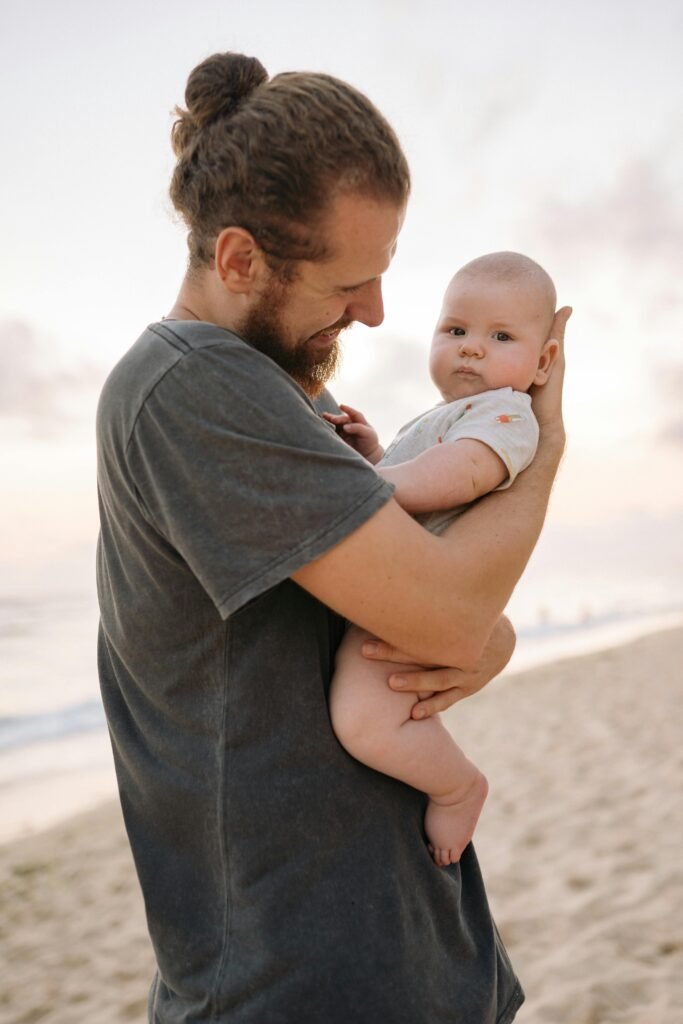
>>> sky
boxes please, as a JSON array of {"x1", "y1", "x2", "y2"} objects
[{"x1": 2, "y1": 0, "x2": 682, "y2": 619}]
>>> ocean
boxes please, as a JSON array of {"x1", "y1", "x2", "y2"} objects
[{"x1": 1, "y1": 580, "x2": 682, "y2": 845}]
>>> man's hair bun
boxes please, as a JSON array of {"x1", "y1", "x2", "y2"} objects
[
  {"x1": 170, "y1": 51, "x2": 410, "y2": 273},
  {"x1": 172, "y1": 52, "x2": 268, "y2": 155}
]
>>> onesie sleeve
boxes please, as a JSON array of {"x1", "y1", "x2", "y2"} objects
[{"x1": 441, "y1": 388, "x2": 539, "y2": 490}]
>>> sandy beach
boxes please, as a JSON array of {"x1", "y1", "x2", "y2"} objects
[{"x1": 1, "y1": 625, "x2": 681, "y2": 1024}]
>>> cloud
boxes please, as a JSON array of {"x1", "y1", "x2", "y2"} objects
[
  {"x1": 0, "y1": 321, "x2": 104, "y2": 436},
  {"x1": 533, "y1": 157, "x2": 683, "y2": 292},
  {"x1": 660, "y1": 419, "x2": 683, "y2": 448},
  {"x1": 653, "y1": 364, "x2": 683, "y2": 448},
  {"x1": 656, "y1": 364, "x2": 683, "y2": 403}
]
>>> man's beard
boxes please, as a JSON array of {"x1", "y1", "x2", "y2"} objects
[{"x1": 238, "y1": 280, "x2": 344, "y2": 398}]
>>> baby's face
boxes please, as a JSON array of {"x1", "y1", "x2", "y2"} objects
[{"x1": 430, "y1": 273, "x2": 554, "y2": 401}]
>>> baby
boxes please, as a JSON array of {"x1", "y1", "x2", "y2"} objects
[{"x1": 326, "y1": 251, "x2": 559, "y2": 866}]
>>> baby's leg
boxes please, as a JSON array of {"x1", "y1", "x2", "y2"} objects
[{"x1": 330, "y1": 625, "x2": 488, "y2": 866}]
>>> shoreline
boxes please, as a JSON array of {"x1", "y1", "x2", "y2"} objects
[
  {"x1": 2, "y1": 618, "x2": 679, "y2": 1019},
  {"x1": 3, "y1": 609, "x2": 682, "y2": 849},
  {"x1": 1, "y1": 624, "x2": 682, "y2": 1022}
]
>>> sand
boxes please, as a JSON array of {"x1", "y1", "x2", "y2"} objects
[{"x1": 1, "y1": 626, "x2": 681, "y2": 1023}]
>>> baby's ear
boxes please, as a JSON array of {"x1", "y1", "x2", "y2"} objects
[{"x1": 533, "y1": 338, "x2": 559, "y2": 386}]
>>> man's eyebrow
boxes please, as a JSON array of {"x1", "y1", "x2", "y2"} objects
[
  {"x1": 338, "y1": 242, "x2": 398, "y2": 292},
  {"x1": 339, "y1": 275, "x2": 380, "y2": 292}
]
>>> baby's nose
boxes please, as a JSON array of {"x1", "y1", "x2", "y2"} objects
[{"x1": 459, "y1": 338, "x2": 484, "y2": 357}]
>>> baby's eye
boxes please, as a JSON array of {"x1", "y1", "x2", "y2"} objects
[
  {"x1": 448, "y1": 327, "x2": 466, "y2": 336},
  {"x1": 493, "y1": 331, "x2": 512, "y2": 342}
]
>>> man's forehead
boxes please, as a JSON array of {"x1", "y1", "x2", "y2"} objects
[
  {"x1": 279, "y1": 193, "x2": 403, "y2": 296},
  {"x1": 320, "y1": 193, "x2": 403, "y2": 255},
  {"x1": 333, "y1": 240, "x2": 399, "y2": 290}
]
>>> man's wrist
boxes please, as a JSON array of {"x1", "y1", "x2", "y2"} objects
[{"x1": 537, "y1": 421, "x2": 566, "y2": 464}]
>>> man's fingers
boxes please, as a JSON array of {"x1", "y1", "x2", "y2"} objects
[
  {"x1": 361, "y1": 639, "x2": 423, "y2": 663},
  {"x1": 410, "y1": 689, "x2": 462, "y2": 719},
  {"x1": 388, "y1": 667, "x2": 463, "y2": 693},
  {"x1": 549, "y1": 305, "x2": 572, "y2": 346}
]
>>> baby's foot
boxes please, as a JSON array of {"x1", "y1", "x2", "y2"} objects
[{"x1": 425, "y1": 771, "x2": 489, "y2": 867}]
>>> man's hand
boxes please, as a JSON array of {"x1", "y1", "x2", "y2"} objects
[
  {"x1": 323, "y1": 404, "x2": 384, "y2": 464},
  {"x1": 361, "y1": 615, "x2": 516, "y2": 719},
  {"x1": 530, "y1": 305, "x2": 572, "y2": 432}
]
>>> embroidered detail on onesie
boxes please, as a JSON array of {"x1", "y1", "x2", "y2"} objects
[
  {"x1": 496, "y1": 414, "x2": 523, "y2": 424},
  {"x1": 465, "y1": 404, "x2": 473, "y2": 411}
]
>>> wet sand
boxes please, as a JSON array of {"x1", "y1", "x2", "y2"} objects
[{"x1": 1, "y1": 626, "x2": 681, "y2": 1023}]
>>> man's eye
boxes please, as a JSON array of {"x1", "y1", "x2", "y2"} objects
[
  {"x1": 448, "y1": 327, "x2": 465, "y2": 336},
  {"x1": 494, "y1": 331, "x2": 512, "y2": 341}
]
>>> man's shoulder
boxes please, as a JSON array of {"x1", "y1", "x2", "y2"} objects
[
  {"x1": 97, "y1": 320, "x2": 311, "y2": 448},
  {"x1": 99, "y1": 321, "x2": 249, "y2": 403}
]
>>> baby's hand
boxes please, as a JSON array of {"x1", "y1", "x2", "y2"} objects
[{"x1": 323, "y1": 404, "x2": 384, "y2": 465}]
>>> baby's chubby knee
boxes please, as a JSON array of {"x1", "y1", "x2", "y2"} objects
[
  {"x1": 329, "y1": 690, "x2": 370, "y2": 754},
  {"x1": 330, "y1": 690, "x2": 396, "y2": 766},
  {"x1": 329, "y1": 660, "x2": 379, "y2": 757}
]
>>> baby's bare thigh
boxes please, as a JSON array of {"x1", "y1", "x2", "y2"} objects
[{"x1": 331, "y1": 624, "x2": 421, "y2": 727}]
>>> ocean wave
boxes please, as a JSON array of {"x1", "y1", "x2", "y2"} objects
[{"x1": 0, "y1": 700, "x2": 106, "y2": 753}]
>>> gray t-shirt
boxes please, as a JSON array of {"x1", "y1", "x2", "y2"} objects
[{"x1": 96, "y1": 320, "x2": 524, "y2": 1024}]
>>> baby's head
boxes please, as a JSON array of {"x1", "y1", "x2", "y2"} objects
[{"x1": 430, "y1": 252, "x2": 558, "y2": 402}]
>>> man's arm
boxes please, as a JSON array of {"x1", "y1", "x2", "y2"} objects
[
  {"x1": 293, "y1": 308, "x2": 570, "y2": 672},
  {"x1": 363, "y1": 613, "x2": 517, "y2": 719},
  {"x1": 292, "y1": 435, "x2": 560, "y2": 670},
  {"x1": 378, "y1": 439, "x2": 507, "y2": 514}
]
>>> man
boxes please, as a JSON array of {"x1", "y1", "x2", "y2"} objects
[{"x1": 97, "y1": 52, "x2": 569, "y2": 1023}]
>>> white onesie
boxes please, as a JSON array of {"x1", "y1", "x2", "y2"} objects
[{"x1": 380, "y1": 387, "x2": 539, "y2": 536}]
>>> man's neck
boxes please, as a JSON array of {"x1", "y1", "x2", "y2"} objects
[{"x1": 166, "y1": 273, "x2": 244, "y2": 332}]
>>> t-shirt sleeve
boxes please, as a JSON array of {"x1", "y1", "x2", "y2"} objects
[
  {"x1": 442, "y1": 389, "x2": 539, "y2": 490},
  {"x1": 126, "y1": 341, "x2": 393, "y2": 618}
]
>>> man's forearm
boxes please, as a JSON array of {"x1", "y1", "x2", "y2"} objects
[
  {"x1": 436, "y1": 426, "x2": 565, "y2": 648},
  {"x1": 292, "y1": 429, "x2": 564, "y2": 672}
]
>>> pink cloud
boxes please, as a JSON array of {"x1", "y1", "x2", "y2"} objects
[{"x1": 0, "y1": 321, "x2": 104, "y2": 436}]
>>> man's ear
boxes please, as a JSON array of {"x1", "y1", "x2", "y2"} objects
[
  {"x1": 214, "y1": 227, "x2": 267, "y2": 294},
  {"x1": 533, "y1": 337, "x2": 559, "y2": 386}
]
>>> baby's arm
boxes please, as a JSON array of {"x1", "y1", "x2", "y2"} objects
[{"x1": 379, "y1": 439, "x2": 507, "y2": 515}]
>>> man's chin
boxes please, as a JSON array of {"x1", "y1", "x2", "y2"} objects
[
  {"x1": 237, "y1": 290, "x2": 343, "y2": 397},
  {"x1": 292, "y1": 340, "x2": 342, "y2": 397}
]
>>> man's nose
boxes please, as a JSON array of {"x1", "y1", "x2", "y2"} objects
[{"x1": 347, "y1": 279, "x2": 384, "y2": 328}]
